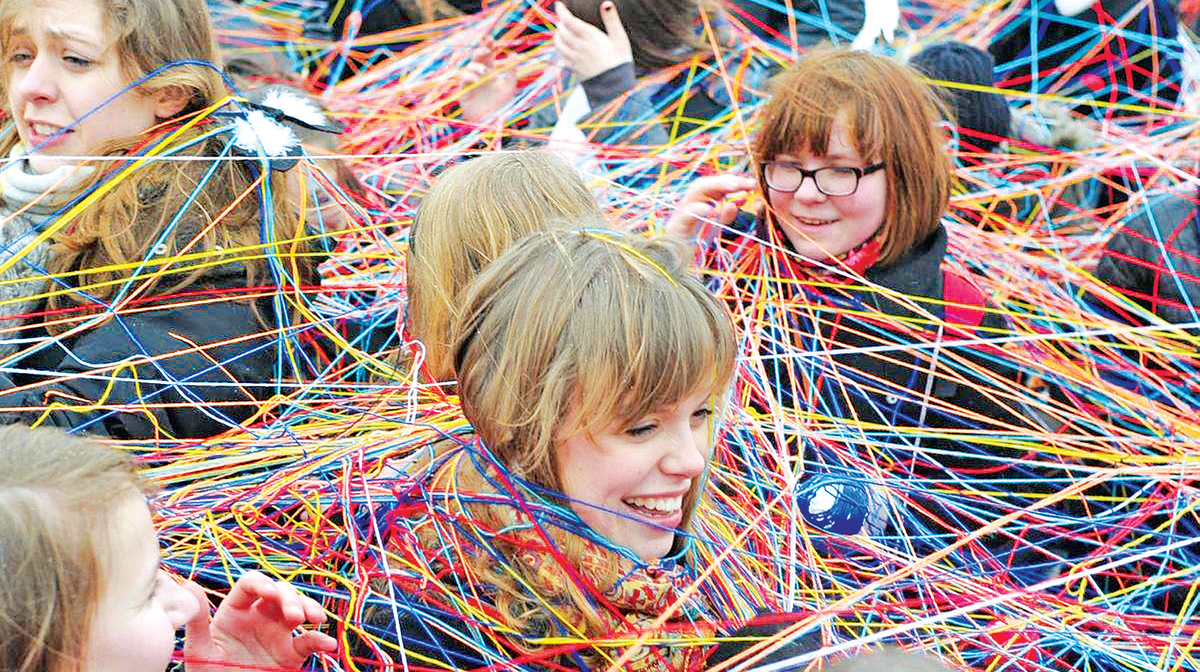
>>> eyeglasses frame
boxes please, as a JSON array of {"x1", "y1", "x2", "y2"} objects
[{"x1": 761, "y1": 161, "x2": 887, "y2": 196}]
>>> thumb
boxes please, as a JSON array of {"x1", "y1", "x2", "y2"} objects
[
  {"x1": 182, "y1": 580, "x2": 215, "y2": 659},
  {"x1": 599, "y1": 1, "x2": 630, "y2": 50}
]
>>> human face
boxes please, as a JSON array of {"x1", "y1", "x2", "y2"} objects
[
  {"x1": 81, "y1": 494, "x2": 199, "y2": 672},
  {"x1": 766, "y1": 116, "x2": 888, "y2": 262},
  {"x1": 556, "y1": 388, "x2": 717, "y2": 561},
  {"x1": 4, "y1": 0, "x2": 171, "y2": 174}
]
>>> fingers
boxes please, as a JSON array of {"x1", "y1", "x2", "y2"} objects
[
  {"x1": 469, "y1": 42, "x2": 496, "y2": 68},
  {"x1": 222, "y1": 570, "x2": 276, "y2": 611},
  {"x1": 665, "y1": 174, "x2": 758, "y2": 244},
  {"x1": 683, "y1": 174, "x2": 758, "y2": 204},
  {"x1": 553, "y1": 2, "x2": 587, "y2": 38},
  {"x1": 182, "y1": 580, "x2": 215, "y2": 658},
  {"x1": 552, "y1": 3, "x2": 587, "y2": 66},
  {"x1": 715, "y1": 201, "x2": 740, "y2": 228},
  {"x1": 460, "y1": 42, "x2": 497, "y2": 86},
  {"x1": 459, "y1": 63, "x2": 486, "y2": 87},
  {"x1": 292, "y1": 630, "x2": 339, "y2": 659},
  {"x1": 597, "y1": 1, "x2": 629, "y2": 53},
  {"x1": 225, "y1": 571, "x2": 326, "y2": 629}
]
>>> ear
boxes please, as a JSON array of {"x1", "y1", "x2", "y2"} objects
[{"x1": 151, "y1": 85, "x2": 191, "y2": 120}]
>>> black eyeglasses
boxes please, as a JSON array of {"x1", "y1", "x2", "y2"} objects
[{"x1": 762, "y1": 161, "x2": 886, "y2": 196}]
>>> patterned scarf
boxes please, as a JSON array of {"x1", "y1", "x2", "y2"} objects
[{"x1": 413, "y1": 445, "x2": 718, "y2": 672}]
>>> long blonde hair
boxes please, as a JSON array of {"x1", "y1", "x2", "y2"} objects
[
  {"x1": 0, "y1": 425, "x2": 153, "y2": 672},
  {"x1": 406, "y1": 151, "x2": 604, "y2": 381},
  {"x1": 41, "y1": 128, "x2": 308, "y2": 329},
  {"x1": 0, "y1": 0, "x2": 310, "y2": 330}
]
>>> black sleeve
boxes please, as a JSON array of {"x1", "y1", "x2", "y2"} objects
[
  {"x1": 0, "y1": 302, "x2": 284, "y2": 439},
  {"x1": 581, "y1": 62, "x2": 637, "y2": 110},
  {"x1": 705, "y1": 614, "x2": 821, "y2": 670},
  {"x1": 1095, "y1": 217, "x2": 1154, "y2": 301}
]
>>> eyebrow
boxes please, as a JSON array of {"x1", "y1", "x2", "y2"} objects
[{"x1": 8, "y1": 26, "x2": 105, "y2": 50}]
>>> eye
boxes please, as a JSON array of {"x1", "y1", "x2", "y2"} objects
[
  {"x1": 690, "y1": 408, "x2": 713, "y2": 425},
  {"x1": 625, "y1": 422, "x2": 657, "y2": 438},
  {"x1": 827, "y1": 166, "x2": 859, "y2": 176},
  {"x1": 63, "y1": 55, "x2": 93, "y2": 68},
  {"x1": 7, "y1": 48, "x2": 32, "y2": 65}
]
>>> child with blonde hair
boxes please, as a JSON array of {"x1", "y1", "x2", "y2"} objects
[
  {"x1": 360, "y1": 229, "x2": 820, "y2": 669},
  {"x1": 0, "y1": 423, "x2": 336, "y2": 672}
]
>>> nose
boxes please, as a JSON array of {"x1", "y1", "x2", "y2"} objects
[
  {"x1": 791, "y1": 173, "x2": 827, "y2": 203},
  {"x1": 14, "y1": 55, "x2": 57, "y2": 105},
  {"x1": 661, "y1": 422, "x2": 709, "y2": 479},
  {"x1": 161, "y1": 572, "x2": 202, "y2": 630}
]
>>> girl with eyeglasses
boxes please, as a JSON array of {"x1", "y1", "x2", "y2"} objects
[{"x1": 667, "y1": 49, "x2": 1049, "y2": 575}]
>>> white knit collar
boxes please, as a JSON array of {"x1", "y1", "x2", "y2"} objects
[{"x1": 0, "y1": 145, "x2": 96, "y2": 212}]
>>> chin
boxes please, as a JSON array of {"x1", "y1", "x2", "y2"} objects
[
  {"x1": 629, "y1": 536, "x2": 675, "y2": 562},
  {"x1": 28, "y1": 154, "x2": 70, "y2": 175}
]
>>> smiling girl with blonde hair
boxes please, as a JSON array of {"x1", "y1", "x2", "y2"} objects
[{"x1": 358, "y1": 228, "x2": 809, "y2": 670}]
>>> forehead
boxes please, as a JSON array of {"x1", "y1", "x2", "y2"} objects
[
  {"x1": 97, "y1": 494, "x2": 160, "y2": 586},
  {"x1": 7, "y1": 0, "x2": 110, "y2": 45},
  {"x1": 781, "y1": 115, "x2": 864, "y2": 161}
]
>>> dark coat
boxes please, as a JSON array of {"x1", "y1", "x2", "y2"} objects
[
  {"x1": 989, "y1": 0, "x2": 1182, "y2": 119},
  {"x1": 725, "y1": 222, "x2": 1028, "y2": 472},
  {"x1": 0, "y1": 275, "x2": 298, "y2": 439},
  {"x1": 1095, "y1": 187, "x2": 1200, "y2": 332}
]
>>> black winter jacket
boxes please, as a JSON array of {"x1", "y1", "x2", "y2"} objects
[
  {"x1": 0, "y1": 277, "x2": 302, "y2": 440},
  {"x1": 1095, "y1": 187, "x2": 1200, "y2": 333},
  {"x1": 723, "y1": 222, "x2": 1029, "y2": 470},
  {"x1": 714, "y1": 219, "x2": 1061, "y2": 572}
]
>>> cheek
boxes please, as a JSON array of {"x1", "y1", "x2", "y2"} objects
[
  {"x1": 82, "y1": 609, "x2": 179, "y2": 672},
  {"x1": 837, "y1": 181, "x2": 887, "y2": 228},
  {"x1": 766, "y1": 188, "x2": 789, "y2": 212}
]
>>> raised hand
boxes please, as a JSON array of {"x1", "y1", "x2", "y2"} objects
[
  {"x1": 183, "y1": 571, "x2": 337, "y2": 671},
  {"x1": 553, "y1": 1, "x2": 633, "y2": 81},
  {"x1": 459, "y1": 39, "x2": 518, "y2": 124},
  {"x1": 664, "y1": 174, "x2": 758, "y2": 246}
]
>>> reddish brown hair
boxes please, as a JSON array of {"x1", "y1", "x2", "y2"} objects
[{"x1": 753, "y1": 47, "x2": 953, "y2": 267}]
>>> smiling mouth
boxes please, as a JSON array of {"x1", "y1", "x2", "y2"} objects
[
  {"x1": 25, "y1": 123, "x2": 73, "y2": 145},
  {"x1": 30, "y1": 123, "x2": 65, "y2": 135},
  {"x1": 789, "y1": 216, "x2": 837, "y2": 227},
  {"x1": 623, "y1": 494, "x2": 684, "y2": 519}
]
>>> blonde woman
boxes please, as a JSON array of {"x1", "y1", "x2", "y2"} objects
[
  {"x1": 361, "y1": 229, "x2": 818, "y2": 670},
  {"x1": 404, "y1": 150, "x2": 604, "y2": 382},
  {"x1": 0, "y1": 0, "x2": 316, "y2": 438}
]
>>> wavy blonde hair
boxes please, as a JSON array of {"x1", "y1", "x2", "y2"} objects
[
  {"x1": 0, "y1": 0, "x2": 311, "y2": 330},
  {"x1": 406, "y1": 151, "x2": 604, "y2": 381},
  {"x1": 0, "y1": 425, "x2": 154, "y2": 672}
]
